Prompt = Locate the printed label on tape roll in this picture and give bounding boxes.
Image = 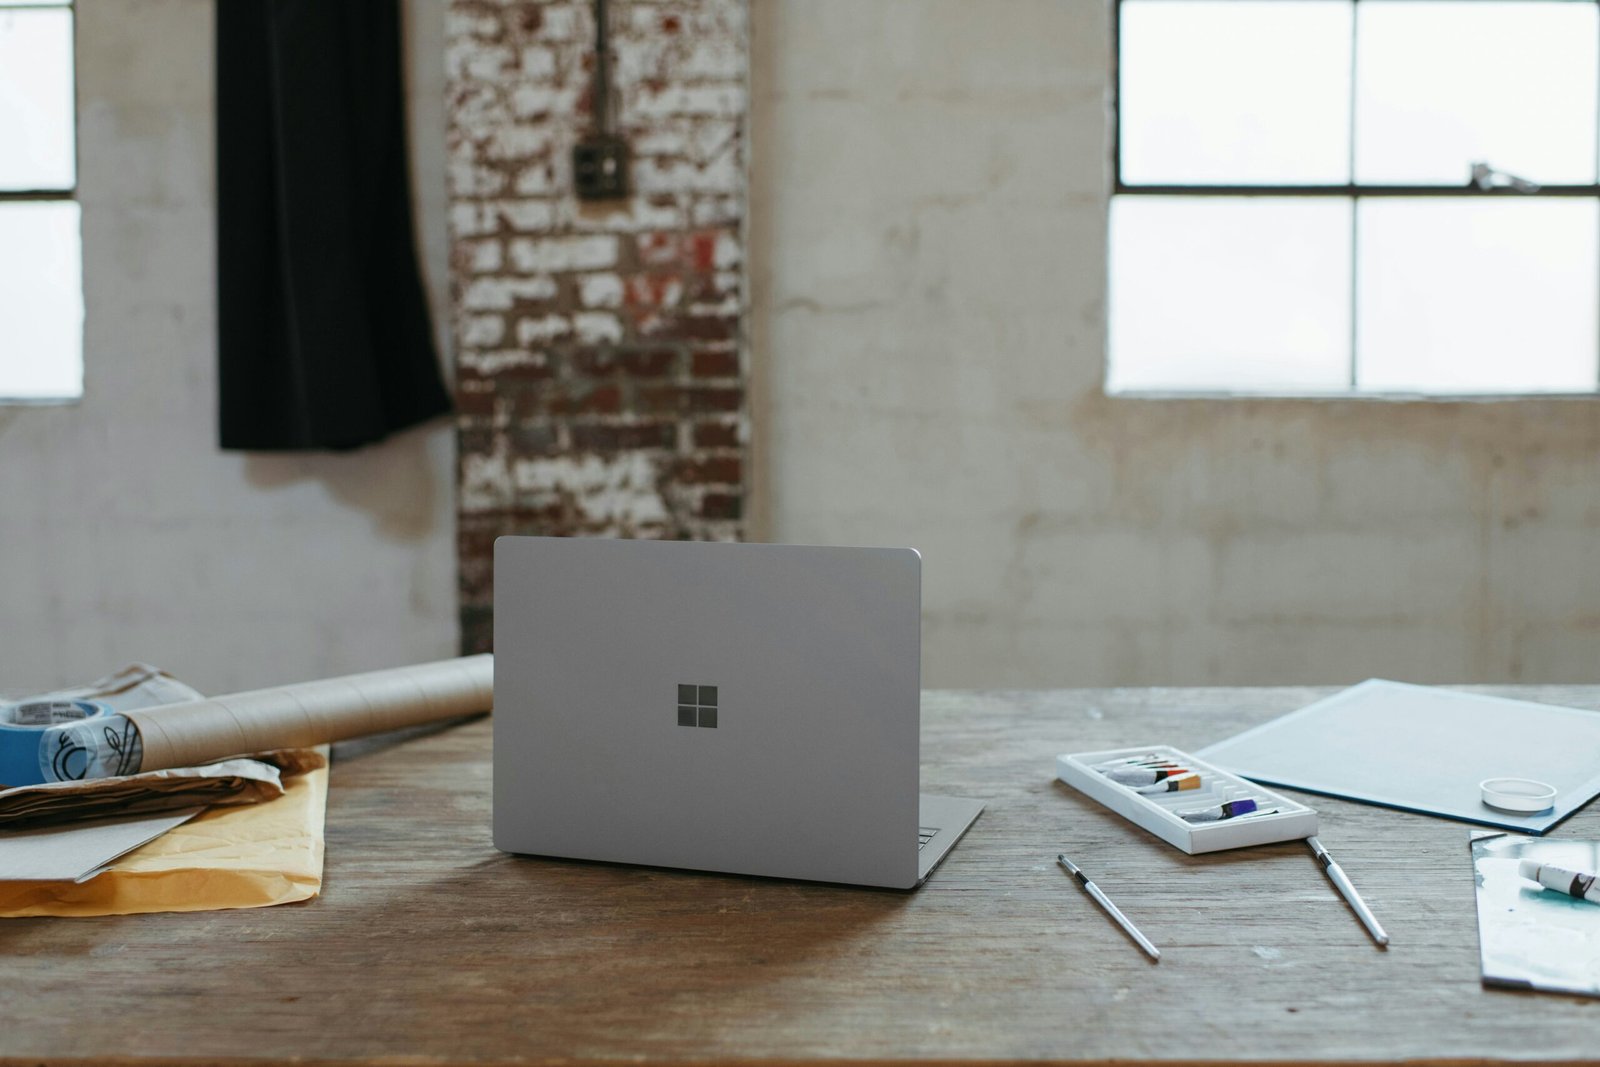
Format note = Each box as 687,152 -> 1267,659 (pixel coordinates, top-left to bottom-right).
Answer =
37,714 -> 144,782
6,700 -> 95,727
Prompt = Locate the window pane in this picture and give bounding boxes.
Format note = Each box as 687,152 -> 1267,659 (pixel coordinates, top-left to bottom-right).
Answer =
0,201 -> 82,400
1355,2 -> 1598,186
1108,197 -> 1353,393
1120,0 -> 1353,185
0,6 -> 75,191
1356,199 -> 1597,393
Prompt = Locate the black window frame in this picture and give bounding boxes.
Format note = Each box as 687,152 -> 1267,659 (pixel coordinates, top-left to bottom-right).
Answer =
1111,0 -> 1600,394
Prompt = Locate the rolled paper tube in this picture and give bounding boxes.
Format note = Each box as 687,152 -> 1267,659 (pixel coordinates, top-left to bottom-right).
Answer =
119,655 -> 494,776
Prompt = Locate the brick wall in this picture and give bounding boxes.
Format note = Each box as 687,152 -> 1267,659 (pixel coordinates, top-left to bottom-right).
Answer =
446,0 -> 749,652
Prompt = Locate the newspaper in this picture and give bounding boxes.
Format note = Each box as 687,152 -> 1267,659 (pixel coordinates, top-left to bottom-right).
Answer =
21,663 -> 207,712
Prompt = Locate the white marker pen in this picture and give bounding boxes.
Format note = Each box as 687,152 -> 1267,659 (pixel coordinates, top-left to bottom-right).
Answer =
1518,858 -> 1600,905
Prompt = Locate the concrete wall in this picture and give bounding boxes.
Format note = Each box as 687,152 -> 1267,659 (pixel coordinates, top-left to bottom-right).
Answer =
748,0 -> 1600,688
0,0 -> 456,695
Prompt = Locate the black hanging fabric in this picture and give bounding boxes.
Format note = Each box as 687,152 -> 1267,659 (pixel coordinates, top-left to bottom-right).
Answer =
216,0 -> 451,451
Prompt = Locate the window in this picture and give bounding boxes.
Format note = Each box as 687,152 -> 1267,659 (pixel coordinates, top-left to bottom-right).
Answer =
1108,0 -> 1600,396
0,0 -> 81,402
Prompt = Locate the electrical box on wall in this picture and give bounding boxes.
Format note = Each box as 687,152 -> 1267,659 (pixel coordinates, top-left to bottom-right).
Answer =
574,136 -> 629,201
575,0 -> 629,202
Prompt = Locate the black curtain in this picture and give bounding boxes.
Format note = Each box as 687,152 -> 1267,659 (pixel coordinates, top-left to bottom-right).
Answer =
216,0 -> 451,451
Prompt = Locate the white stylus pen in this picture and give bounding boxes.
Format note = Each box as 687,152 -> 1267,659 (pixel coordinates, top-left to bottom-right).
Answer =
1057,853 -> 1160,962
1307,836 -> 1388,947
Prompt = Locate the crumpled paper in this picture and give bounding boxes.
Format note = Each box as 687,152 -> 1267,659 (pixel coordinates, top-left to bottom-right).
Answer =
0,664 -> 330,917
0,752 -> 328,830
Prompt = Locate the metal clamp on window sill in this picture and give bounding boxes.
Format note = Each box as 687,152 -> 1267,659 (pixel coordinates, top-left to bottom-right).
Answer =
1470,161 -> 1541,194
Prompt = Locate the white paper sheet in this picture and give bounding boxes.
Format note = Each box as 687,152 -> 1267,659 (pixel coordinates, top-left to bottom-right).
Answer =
0,809 -> 201,882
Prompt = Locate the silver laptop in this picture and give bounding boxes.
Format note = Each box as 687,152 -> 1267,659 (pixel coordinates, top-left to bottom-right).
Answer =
492,536 -> 984,889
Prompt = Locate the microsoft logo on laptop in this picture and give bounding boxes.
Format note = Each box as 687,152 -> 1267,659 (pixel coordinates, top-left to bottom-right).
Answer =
677,684 -> 718,728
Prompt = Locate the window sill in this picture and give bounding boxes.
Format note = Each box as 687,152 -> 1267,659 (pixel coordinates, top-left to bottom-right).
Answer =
0,395 -> 82,407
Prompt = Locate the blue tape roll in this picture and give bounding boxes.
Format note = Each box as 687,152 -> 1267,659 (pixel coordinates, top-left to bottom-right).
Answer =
0,699 -> 112,788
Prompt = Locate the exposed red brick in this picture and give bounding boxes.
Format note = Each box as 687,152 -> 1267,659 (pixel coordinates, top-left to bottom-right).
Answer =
458,426 -> 498,459
571,346 -> 680,378
463,508 -> 568,540
624,274 -> 685,309
510,381 -> 623,418
510,495 -> 582,526
455,385 -> 498,418
569,421 -> 677,452
632,230 -> 735,274
637,232 -> 680,267
508,424 -> 559,454
674,456 -> 742,485
680,273 -> 738,304
688,232 -> 720,272
637,311 -> 738,343
699,492 -> 743,520
637,385 -> 741,415
456,515 -> 508,562
691,349 -> 739,378
490,355 -> 557,381
692,420 -> 740,448
459,554 -> 495,606
449,0 -> 748,652
460,606 -> 494,654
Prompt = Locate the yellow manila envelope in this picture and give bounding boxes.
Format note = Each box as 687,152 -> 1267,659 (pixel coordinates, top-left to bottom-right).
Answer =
0,753 -> 327,918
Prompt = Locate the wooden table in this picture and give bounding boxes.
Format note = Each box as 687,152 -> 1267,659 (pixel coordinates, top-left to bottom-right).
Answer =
4,686 -> 1598,1065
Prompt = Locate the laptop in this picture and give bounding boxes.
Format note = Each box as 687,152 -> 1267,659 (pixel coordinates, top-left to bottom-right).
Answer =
492,536 -> 984,889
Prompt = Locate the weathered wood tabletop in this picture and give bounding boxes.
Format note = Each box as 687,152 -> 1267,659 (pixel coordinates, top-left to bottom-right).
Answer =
3,685 -> 1598,1066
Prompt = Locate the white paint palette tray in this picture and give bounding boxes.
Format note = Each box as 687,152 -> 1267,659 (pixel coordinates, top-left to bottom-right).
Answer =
1056,745 -> 1318,854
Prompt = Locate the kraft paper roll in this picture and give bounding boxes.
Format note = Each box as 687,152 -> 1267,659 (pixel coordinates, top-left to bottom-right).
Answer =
126,655 -> 493,773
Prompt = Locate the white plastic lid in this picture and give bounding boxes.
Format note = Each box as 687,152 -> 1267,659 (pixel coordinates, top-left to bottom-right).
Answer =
1480,777 -> 1557,814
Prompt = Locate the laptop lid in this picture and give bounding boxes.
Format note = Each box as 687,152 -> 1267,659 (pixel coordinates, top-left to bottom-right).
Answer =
493,537 -> 923,889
